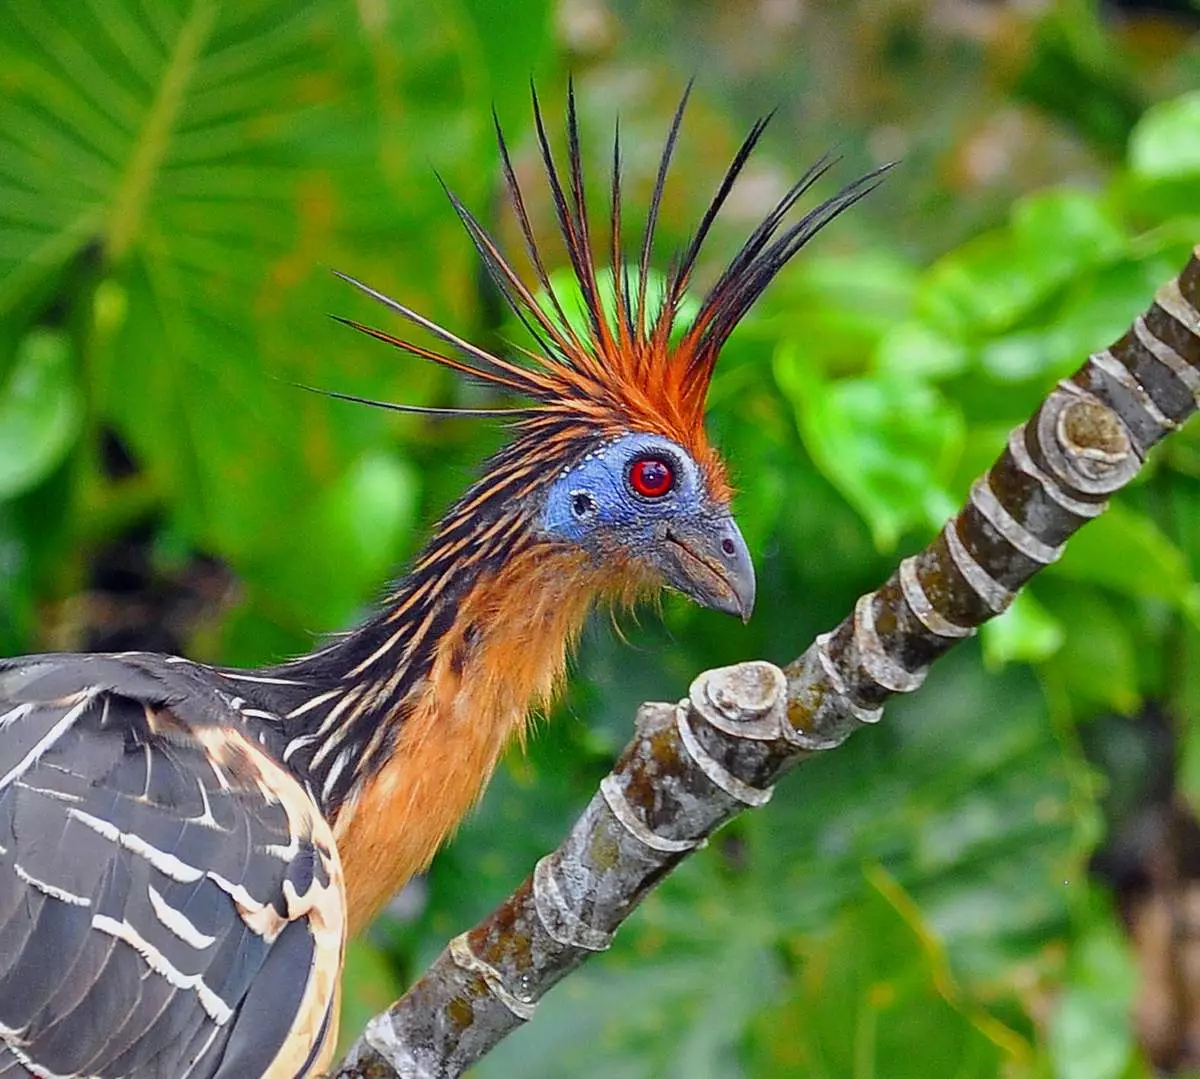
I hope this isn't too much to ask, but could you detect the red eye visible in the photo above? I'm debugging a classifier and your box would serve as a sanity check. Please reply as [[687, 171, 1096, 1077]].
[[629, 456, 674, 498]]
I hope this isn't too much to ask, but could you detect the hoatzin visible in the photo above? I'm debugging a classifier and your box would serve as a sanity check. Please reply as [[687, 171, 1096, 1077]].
[[0, 87, 882, 1077]]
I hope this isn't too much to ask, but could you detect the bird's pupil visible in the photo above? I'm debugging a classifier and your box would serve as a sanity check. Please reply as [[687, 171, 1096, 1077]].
[[631, 457, 673, 498]]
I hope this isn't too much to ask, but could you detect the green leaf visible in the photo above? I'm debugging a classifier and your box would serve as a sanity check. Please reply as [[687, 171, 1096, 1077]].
[[758, 646, 1085, 985], [978, 255, 1188, 385], [767, 250, 917, 376], [915, 191, 1126, 339], [1009, 189, 1125, 259], [1039, 587, 1140, 716], [1, 1, 504, 570], [1049, 919, 1138, 1079], [875, 321, 969, 381], [774, 344, 963, 548], [745, 867, 1026, 1079], [459, 0, 551, 121], [1049, 502, 1200, 616], [1129, 90, 1200, 182], [0, 329, 82, 499], [250, 450, 418, 629], [983, 589, 1065, 668]]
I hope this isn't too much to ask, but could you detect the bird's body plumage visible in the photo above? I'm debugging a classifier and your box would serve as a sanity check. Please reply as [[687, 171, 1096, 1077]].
[[0, 87, 883, 1077], [0, 654, 346, 1078]]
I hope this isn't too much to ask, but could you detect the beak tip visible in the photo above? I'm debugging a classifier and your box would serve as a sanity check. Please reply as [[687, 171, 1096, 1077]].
[[658, 516, 757, 625], [734, 579, 755, 624], [708, 544, 756, 624]]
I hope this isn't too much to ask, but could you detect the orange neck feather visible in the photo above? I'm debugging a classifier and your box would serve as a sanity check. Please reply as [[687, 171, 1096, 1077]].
[[332, 544, 641, 934]]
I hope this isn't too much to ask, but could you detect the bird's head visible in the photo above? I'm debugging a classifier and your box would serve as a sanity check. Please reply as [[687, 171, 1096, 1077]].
[[536, 430, 753, 620], [331, 84, 887, 624]]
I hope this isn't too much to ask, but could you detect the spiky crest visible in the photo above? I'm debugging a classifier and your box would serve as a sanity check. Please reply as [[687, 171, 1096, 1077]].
[[333, 83, 892, 498]]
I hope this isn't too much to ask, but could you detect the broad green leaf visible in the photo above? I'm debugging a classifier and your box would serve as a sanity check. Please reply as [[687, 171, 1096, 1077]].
[[780, 248, 916, 311], [460, 0, 552, 121], [915, 191, 1125, 339], [1049, 502, 1200, 616], [983, 588, 1065, 668], [744, 868, 1026, 1079], [1009, 189, 1125, 259], [0, 329, 82, 498], [767, 250, 916, 375], [1049, 918, 1139, 1079], [775, 344, 963, 548], [1129, 90, 1200, 182], [1039, 587, 1140, 716], [875, 321, 968, 381], [752, 645, 1085, 986], [0, 1, 520, 570], [249, 450, 418, 630], [978, 255, 1184, 384]]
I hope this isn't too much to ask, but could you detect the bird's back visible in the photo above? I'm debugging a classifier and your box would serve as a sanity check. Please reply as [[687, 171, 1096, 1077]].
[[0, 652, 344, 1079]]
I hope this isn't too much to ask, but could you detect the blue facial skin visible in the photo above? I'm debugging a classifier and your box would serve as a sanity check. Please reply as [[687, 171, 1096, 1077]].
[[537, 430, 757, 619], [538, 432, 712, 551]]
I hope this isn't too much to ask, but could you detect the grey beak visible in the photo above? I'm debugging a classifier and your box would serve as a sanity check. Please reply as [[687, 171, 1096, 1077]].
[[658, 516, 756, 623]]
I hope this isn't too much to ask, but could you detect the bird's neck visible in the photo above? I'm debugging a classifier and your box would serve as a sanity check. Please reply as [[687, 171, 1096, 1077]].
[[269, 497, 542, 814], [255, 471, 632, 932]]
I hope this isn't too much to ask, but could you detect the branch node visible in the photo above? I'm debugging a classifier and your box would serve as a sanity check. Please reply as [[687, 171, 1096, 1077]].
[[1034, 385, 1137, 495], [598, 775, 701, 854], [448, 933, 538, 1022], [532, 855, 616, 950], [969, 477, 1064, 566], [942, 519, 1013, 616], [851, 593, 926, 693], [1132, 313, 1200, 403], [898, 557, 975, 639], [783, 635, 883, 749], [676, 703, 774, 806], [1059, 393, 1132, 462], [690, 662, 788, 740]]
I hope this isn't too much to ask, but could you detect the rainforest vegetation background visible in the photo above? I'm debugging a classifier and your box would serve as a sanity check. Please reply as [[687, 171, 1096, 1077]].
[[2, 1, 1200, 1075]]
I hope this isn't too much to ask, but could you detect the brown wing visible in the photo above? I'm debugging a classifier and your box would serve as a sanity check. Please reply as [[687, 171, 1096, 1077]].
[[0, 654, 345, 1079]]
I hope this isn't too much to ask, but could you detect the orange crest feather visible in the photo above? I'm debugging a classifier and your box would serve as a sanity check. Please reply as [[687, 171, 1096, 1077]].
[[334, 83, 891, 498]]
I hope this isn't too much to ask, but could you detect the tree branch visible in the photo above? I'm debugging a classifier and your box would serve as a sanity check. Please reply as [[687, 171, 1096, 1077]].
[[334, 246, 1200, 1079]]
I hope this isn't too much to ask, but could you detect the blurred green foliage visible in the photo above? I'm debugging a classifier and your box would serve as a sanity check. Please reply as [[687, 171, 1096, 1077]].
[[2, 1, 1199, 1076]]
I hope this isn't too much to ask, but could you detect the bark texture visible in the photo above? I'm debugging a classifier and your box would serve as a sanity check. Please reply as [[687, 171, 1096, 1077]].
[[334, 246, 1200, 1079]]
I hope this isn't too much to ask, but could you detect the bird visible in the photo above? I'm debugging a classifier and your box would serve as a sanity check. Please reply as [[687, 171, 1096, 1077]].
[[0, 85, 884, 1078]]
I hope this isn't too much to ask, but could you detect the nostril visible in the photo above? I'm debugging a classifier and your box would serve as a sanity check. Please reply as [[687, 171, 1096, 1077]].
[[721, 538, 736, 557]]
